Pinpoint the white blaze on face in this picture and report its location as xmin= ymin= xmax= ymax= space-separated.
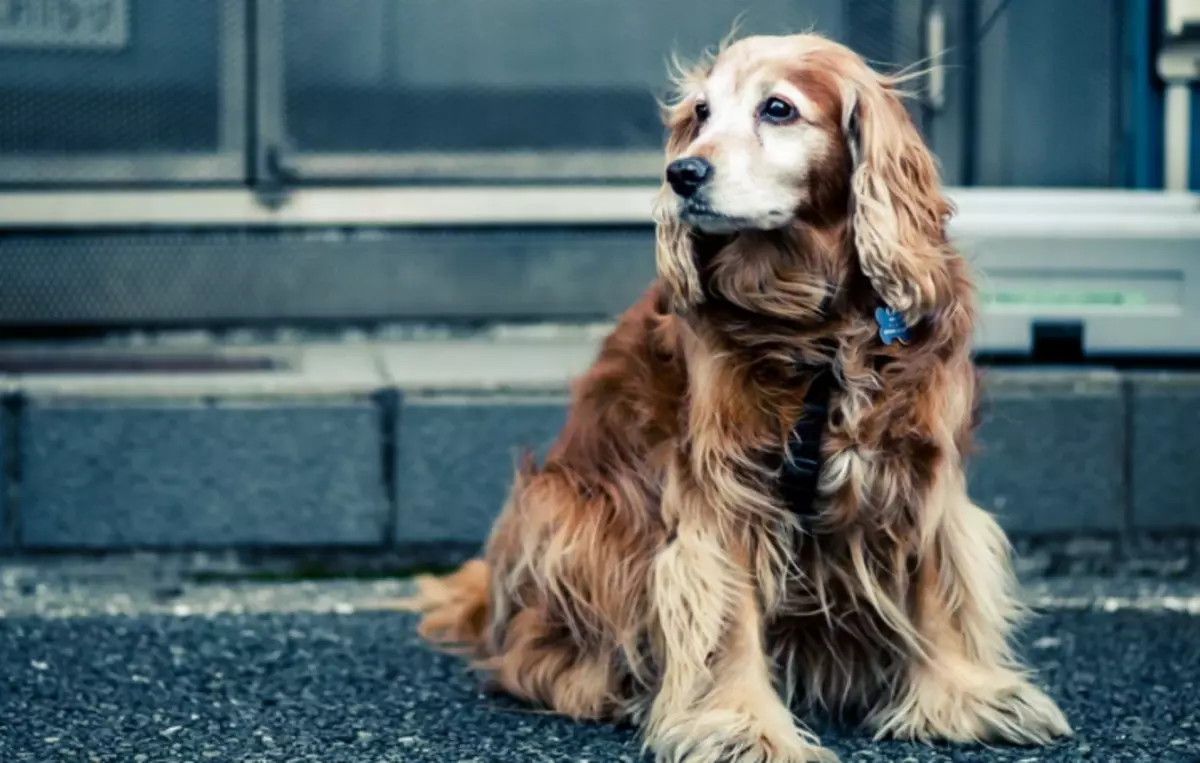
xmin=675 ymin=48 xmax=834 ymax=233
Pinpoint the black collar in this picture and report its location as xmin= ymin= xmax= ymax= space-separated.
xmin=776 ymin=303 xmax=910 ymax=523
xmin=777 ymin=367 xmax=835 ymax=524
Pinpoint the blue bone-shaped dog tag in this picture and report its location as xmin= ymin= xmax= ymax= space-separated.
xmin=875 ymin=306 xmax=910 ymax=345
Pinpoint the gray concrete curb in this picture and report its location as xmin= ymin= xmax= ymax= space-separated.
xmin=10 ymin=346 xmax=389 ymax=550
xmin=969 ymin=370 xmax=1126 ymax=534
xmin=1 ymin=341 xmax=1198 ymax=554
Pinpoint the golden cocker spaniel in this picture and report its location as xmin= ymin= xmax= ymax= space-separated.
xmin=408 ymin=33 xmax=1071 ymax=763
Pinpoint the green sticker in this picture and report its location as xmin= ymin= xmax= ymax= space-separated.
xmin=982 ymin=289 xmax=1148 ymax=307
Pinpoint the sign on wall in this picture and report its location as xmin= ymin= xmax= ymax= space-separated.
xmin=0 ymin=0 xmax=128 ymax=50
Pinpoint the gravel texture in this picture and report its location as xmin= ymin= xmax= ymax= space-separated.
xmin=1 ymin=607 xmax=1197 ymax=762
xmin=4 ymin=560 xmax=1200 ymax=620
xmin=1 ymin=534 xmax=1198 ymax=620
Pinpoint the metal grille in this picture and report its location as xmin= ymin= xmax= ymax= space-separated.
xmin=0 ymin=0 xmax=245 ymax=184
xmin=973 ymin=0 xmax=1122 ymax=186
xmin=847 ymin=0 xmax=923 ymax=73
xmin=272 ymin=0 xmax=933 ymax=179
xmin=0 ymin=228 xmax=659 ymax=326
xmin=0 ymin=0 xmax=1147 ymax=332
xmin=279 ymin=0 xmax=841 ymax=156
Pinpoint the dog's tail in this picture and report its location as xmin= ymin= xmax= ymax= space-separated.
xmin=398 ymin=558 xmax=492 ymax=656
xmin=393 ymin=454 xmax=541 ymax=656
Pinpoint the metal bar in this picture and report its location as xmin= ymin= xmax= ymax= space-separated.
xmin=959 ymin=0 xmax=979 ymax=186
xmin=0 ymin=155 xmax=247 ymax=186
xmin=924 ymin=4 xmax=946 ymax=111
xmin=289 ymin=150 xmax=666 ymax=183
xmin=1164 ymin=83 xmax=1193 ymax=191
xmin=217 ymin=0 xmax=250 ymax=158
xmin=0 ymin=187 xmax=660 ymax=227
xmin=0 ymin=187 xmax=1196 ymax=229
xmin=1161 ymin=1 xmax=1200 ymax=190
xmin=251 ymin=0 xmax=287 ymax=186
xmin=948 ymin=188 xmax=1200 ymax=213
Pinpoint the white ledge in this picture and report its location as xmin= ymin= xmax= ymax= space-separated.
xmin=0 ymin=187 xmax=1197 ymax=229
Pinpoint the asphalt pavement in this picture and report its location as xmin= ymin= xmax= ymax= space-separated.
xmin=2 ymin=600 xmax=1198 ymax=762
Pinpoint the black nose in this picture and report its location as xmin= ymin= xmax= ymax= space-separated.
xmin=666 ymin=157 xmax=713 ymax=198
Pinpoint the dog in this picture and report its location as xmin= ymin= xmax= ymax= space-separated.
xmin=407 ymin=33 xmax=1071 ymax=763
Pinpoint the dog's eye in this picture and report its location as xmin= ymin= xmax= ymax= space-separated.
xmin=694 ymin=101 xmax=710 ymax=124
xmin=760 ymin=97 xmax=799 ymax=124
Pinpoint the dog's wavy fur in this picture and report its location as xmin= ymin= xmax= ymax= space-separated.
xmin=407 ymin=34 xmax=1070 ymax=762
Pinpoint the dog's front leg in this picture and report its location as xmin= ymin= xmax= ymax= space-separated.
xmin=644 ymin=465 xmax=837 ymax=763
xmin=870 ymin=467 xmax=1071 ymax=746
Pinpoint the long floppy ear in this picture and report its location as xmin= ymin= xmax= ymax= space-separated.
xmin=652 ymin=91 xmax=706 ymax=311
xmin=845 ymin=79 xmax=956 ymax=323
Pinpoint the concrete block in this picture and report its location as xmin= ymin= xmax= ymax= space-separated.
xmin=393 ymin=397 xmax=567 ymax=548
xmin=968 ymin=369 xmax=1125 ymax=535
xmin=20 ymin=401 xmax=389 ymax=549
xmin=379 ymin=339 xmax=583 ymax=548
xmin=1130 ymin=373 xmax=1200 ymax=530
xmin=15 ymin=345 xmax=391 ymax=549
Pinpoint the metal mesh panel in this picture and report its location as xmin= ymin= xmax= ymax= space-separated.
xmin=847 ymin=0 xmax=923 ymax=73
xmin=279 ymin=0 xmax=870 ymax=156
xmin=0 ymin=0 xmax=226 ymax=155
xmin=0 ymin=228 xmax=659 ymax=325
xmin=0 ymin=0 xmax=1140 ymax=331
xmin=974 ymin=0 xmax=1122 ymax=187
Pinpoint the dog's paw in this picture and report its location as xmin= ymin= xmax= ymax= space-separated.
xmin=873 ymin=673 xmax=1071 ymax=746
xmin=974 ymin=679 xmax=1072 ymax=745
xmin=651 ymin=709 xmax=839 ymax=763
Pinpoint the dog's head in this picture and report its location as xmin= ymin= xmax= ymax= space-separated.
xmin=654 ymin=34 xmax=955 ymax=325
